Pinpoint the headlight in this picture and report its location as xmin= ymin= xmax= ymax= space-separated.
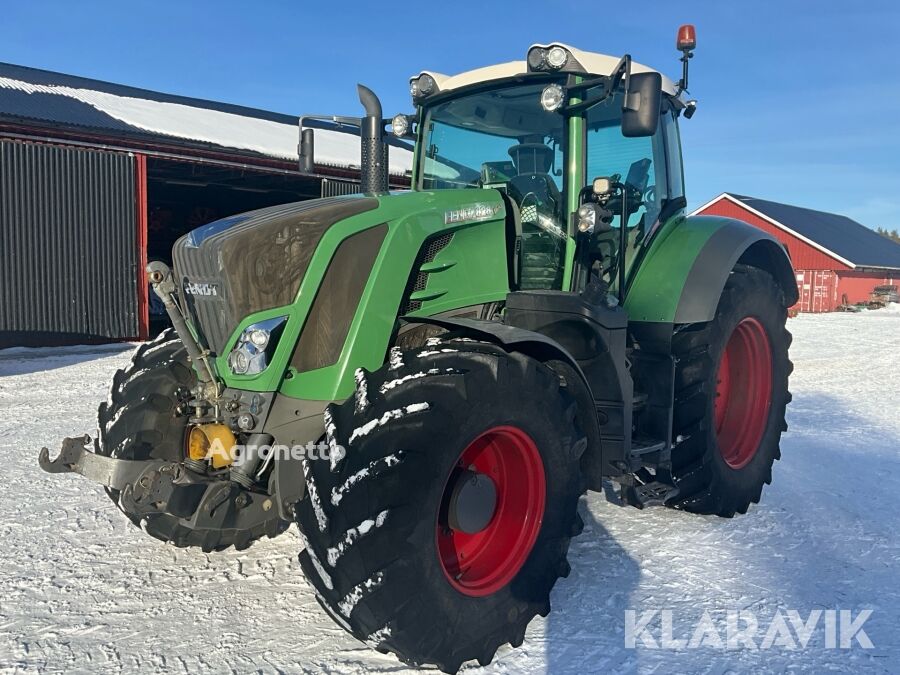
xmin=546 ymin=46 xmax=568 ymax=69
xmin=592 ymin=177 xmax=614 ymax=197
xmin=391 ymin=113 xmax=410 ymax=137
xmin=527 ymin=45 xmax=573 ymax=72
xmin=228 ymin=349 xmax=251 ymax=374
xmin=576 ymin=204 xmax=597 ymax=233
xmin=227 ymin=316 xmax=287 ymax=376
xmin=248 ymin=328 xmax=269 ymax=348
xmin=410 ymin=74 xmax=437 ymax=101
xmin=574 ymin=203 xmax=613 ymax=234
xmin=540 ymin=84 xmax=565 ymax=112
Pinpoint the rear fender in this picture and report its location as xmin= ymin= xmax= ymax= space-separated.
xmin=626 ymin=215 xmax=799 ymax=326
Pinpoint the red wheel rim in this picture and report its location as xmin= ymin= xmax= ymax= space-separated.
xmin=436 ymin=425 xmax=546 ymax=597
xmin=714 ymin=317 xmax=773 ymax=469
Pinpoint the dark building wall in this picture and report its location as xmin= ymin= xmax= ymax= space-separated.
xmin=0 ymin=139 xmax=139 ymax=345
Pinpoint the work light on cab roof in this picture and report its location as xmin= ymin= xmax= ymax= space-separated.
xmin=400 ymin=29 xmax=699 ymax=132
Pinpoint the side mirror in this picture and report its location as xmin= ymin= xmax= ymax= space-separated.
xmin=622 ymin=72 xmax=662 ymax=138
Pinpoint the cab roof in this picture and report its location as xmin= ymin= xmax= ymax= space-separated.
xmin=412 ymin=43 xmax=679 ymax=99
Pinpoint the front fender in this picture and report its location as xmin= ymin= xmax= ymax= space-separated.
xmin=625 ymin=215 xmax=798 ymax=325
xmin=401 ymin=314 xmax=609 ymax=483
xmin=400 ymin=315 xmax=592 ymax=389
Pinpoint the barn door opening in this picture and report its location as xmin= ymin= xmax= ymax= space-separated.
xmin=143 ymin=158 xmax=322 ymax=336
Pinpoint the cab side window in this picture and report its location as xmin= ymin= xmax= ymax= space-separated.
xmin=585 ymin=95 xmax=667 ymax=231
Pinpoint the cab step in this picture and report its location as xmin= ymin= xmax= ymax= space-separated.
xmin=616 ymin=467 xmax=678 ymax=509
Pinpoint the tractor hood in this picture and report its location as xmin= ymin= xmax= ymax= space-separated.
xmin=172 ymin=188 xmax=510 ymax=395
xmin=172 ymin=195 xmax=378 ymax=354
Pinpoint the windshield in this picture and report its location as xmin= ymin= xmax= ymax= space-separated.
xmin=419 ymin=82 xmax=567 ymax=289
xmin=419 ymin=83 xmax=564 ymax=191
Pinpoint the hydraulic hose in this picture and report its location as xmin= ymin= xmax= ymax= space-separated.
xmin=145 ymin=261 xmax=217 ymax=386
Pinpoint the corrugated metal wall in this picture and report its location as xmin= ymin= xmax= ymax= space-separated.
xmin=795 ymin=270 xmax=838 ymax=312
xmin=698 ymin=197 xmax=900 ymax=312
xmin=1 ymin=139 xmax=139 ymax=344
xmin=321 ymin=178 xmax=361 ymax=198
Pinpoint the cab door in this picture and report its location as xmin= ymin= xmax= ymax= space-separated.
xmin=583 ymin=92 xmax=673 ymax=291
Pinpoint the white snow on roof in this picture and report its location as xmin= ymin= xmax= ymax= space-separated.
xmin=414 ymin=43 xmax=679 ymax=98
xmin=0 ymin=76 xmax=413 ymax=175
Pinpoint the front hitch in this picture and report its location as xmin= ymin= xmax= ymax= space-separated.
xmin=39 ymin=435 xmax=165 ymax=491
xmin=38 ymin=435 xmax=279 ymax=532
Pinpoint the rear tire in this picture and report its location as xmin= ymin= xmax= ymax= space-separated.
xmin=667 ymin=266 xmax=792 ymax=517
xmin=295 ymin=338 xmax=586 ymax=673
xmin=97 ymin=329 xmax=287 ymax=551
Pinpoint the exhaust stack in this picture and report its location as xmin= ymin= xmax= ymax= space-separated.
xmin=357 ymin=84 xmax=388 ymax=193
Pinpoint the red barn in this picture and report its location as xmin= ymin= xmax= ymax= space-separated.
xmin=692 ymin=193 xmax=900 ymax=313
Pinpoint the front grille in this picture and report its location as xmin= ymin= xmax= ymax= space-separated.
xmin=172 ymin=196 xmax=378 ymax=354
xmin=402 ymin=233 xmax=454 ymax=313
xmin=175 ymin=243 xmax=233 ymax=356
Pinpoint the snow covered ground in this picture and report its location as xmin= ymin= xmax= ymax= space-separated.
xmin=1 ymin=309 xmax=898 ymax=673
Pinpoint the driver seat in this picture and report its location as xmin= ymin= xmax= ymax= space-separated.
xmin=506 ymin=143 xmax=565 ymax=289
xmin=506 ymin=143 xmax=561 ymax=221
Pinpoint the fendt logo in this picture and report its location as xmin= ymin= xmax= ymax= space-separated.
xmin=183 ymin=280 xmax=219 ymax=297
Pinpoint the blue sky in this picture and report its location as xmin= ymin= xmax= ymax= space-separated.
xmin=3 ymin=1 xmax=899 ymax=229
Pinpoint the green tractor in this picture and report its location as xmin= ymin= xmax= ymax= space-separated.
xmin=40 ymin=26 xmax=796 ymax=672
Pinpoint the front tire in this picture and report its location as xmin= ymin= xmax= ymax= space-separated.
xmin=97 ymin=329 xmax=287 ymax=550
xmin=668 ymin=266 xmax=792 ymax=517
xmin=295 ymin=339 xmax=586 ymax=672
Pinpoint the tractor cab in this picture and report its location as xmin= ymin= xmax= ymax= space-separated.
xmin=397 ymin=42 xmax=693 ymax=299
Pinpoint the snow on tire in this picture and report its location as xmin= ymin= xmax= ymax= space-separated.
xmin=295 ymin=338 xmax=587 ymax=673
xmin=97 ymin=328 xmax=287 ymax=551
